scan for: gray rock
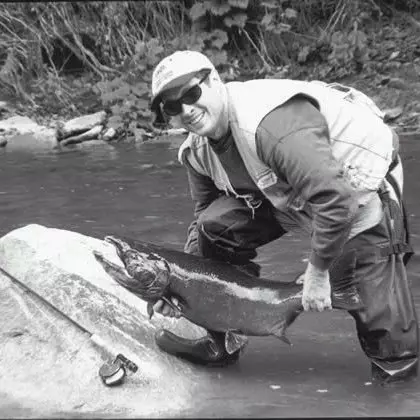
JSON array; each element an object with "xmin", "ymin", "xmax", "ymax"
[
  {"xmin": 0, "ymin": 136, "xmax": 6, "ymax": 147},
  {"xmin": 78, "ymin": 139, "xmax": 111, "ymax": 149},
  {"xmin": 60, "ymin": 111, "xmax": 107, "ymax": 139},
  {"xmin": 60, "ymin": 125, "xmax": 104, "ymax": 146},
  {"xmin": 0, "ymin": 115, "xmax": 42, "ymax": 133},
  {"xmin": 162, "ymin": 128, "xmax": 188, "ymax": 136},
  {"xmin": 383, "ymin": 106, "xmax": 404, "ymax": 122},
  {"xmin": 4, "ymin": 133, "xmax": 59, "ymax": 151},
  {"xmin": 0, "ymin": 116, "xmax": 57, "ymax": 149},
  {"xmin": 102, "ymin": 127, "xmax": 117, "ymax": 141},
  {"xmin": 0, "ymin": 224, "xmax": 208, "ymax": 417}
]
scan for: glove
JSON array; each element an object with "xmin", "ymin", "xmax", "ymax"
[{"xmin": 302, "ymin": 262, "xmax": 332, "ymax": 312}]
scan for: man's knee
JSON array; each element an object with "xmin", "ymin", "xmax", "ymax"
[
  {"xmin": 196, "ymin": 220, "xmax": 255, "ymax": 263},
  {"xmin": 195, "ymin": 204, "xmax": 258, "ymax": 264},
  {"xmin": 197, "ymin": 195, "xmax": 251, "ymax": 236},
  {"xmin": 190, "ymin": 195, "xmax": 285, "ymax": 264},
  {"xmin": 196, "ymin": 213, "xmax": 226, "ymax": 242}
]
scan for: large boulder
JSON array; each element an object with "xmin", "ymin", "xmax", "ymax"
[
  {"xmin": 0, "ymin": 224, "xmax": 208, "ymax": 417},
  {"xmin": 60, "ymin": 124, "xmax": 104, "ymax": 146},
  {"xmin": 58, "ymin": 111, "xmax": 107, "ymax": 140},
  {"xmin": 0, "ymin": 116, "xmax": 57, "ymax": 150}
]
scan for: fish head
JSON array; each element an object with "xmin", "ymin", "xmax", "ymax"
[
  {"xmin": 123, "ymin": 251, "xmax": 172, "ymax": 301},
  {"xmin": 104, "ymin": 235, "xmax": 171, "ymax": 301}
]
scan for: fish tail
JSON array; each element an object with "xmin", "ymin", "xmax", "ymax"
[
  {"xmin": 272, "ymin": 329, "xmax": 293, "ymax": 346},
  {"xmin": 283, "ymin": 335, "xmax": 292, "ymax": 346},
  {"xmin": 271, "ymin": 306, "xmax": 302, "ymax": 346},
  {"xmin": 279, "ymin": 333, "xmax": 292, "ymax": 346}
]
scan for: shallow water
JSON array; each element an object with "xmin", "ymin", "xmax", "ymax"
[{"xmin": 1, "ymin": 134, "xmax": 420, "ymax": 417}]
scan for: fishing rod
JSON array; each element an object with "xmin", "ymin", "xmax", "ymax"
[{"xmin": 0, "ymin": 265, "xmax": 138, "ymax": 386}]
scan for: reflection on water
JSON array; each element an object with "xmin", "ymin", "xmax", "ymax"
[
  {"xmin": 1, "ymin": 134, "xmax": 420, "ymax": 417},
  {"xmin": 0, "ymin": 138, "xmax": 192, "ymax": 248},
  {"xmin": 0, "ymin": 135, "xmax": 309, "ymax": 279}
]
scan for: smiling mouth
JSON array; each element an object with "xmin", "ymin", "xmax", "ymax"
[{"xmin": 186, "ymin": 113, "xmax": 204, "ymax": 125}]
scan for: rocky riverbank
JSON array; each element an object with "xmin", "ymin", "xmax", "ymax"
[
  {"xmin": 1, "ymin": 14, "xmax": 420, "ymax": 151},
  {"xmin": 0, "ymin": 106, "xmax": 187, "ymax": 151},
  {"xmin": 1, "ymin": 72, "xmax": 419, "ymax": 153}
]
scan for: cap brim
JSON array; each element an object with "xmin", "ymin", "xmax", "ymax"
[{"xmin": 150, "ymin": 68, "xmax": 211, "ymax": 111}]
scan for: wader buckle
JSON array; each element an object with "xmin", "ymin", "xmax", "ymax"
[
  {"xmin": 378, "ymin": 188, "xmax": 391, "ymax": 203},
  {"xmin": 379, "ymin": 242, "xmax": 413, "ymax": 258},
  {"xmin": 241, "ymin": 194, "xmax": 263, "ymax": 219}
]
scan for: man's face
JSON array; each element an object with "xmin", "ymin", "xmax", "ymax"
[{"xmin": 161, "ymin": 71, "xmax": 227, "ymax": 139}]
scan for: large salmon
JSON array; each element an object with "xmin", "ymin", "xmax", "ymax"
[{"xmin": 93, "ymin": 235, "xmax": 363, "ymax": 354}]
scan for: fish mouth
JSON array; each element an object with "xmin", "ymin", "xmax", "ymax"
[
  {"xmin": 104, "ymin": 235, "xmax": 130, "ymax": 259},
  {"xmin": 93, "ymin": 250, "xmax": 136, "ymax": 287},
  {"xmin": 104, "ymin": 235, "xmax": 125, "ymax": 247}
]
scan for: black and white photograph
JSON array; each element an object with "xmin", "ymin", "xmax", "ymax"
[{"xmin": 1, "ymin": 0, "xmax": 420, "ymax": 417}]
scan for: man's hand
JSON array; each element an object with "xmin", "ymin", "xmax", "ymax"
[
  {"xmin": 153, "ymin": 296, "xmax": 182, "ymax": 318},
  {"xmin": 302, "ymin": 262, "xmax": 332, "ymax": 311}
]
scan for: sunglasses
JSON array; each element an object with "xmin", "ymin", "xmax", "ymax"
[{"xmin": 162, "ymin": 71, "xmax": 210, "ymax": 116}]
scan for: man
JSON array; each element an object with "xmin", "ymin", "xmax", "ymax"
[{"xmin": 149, "ymin": 50, "xmax": 418, "ymax": 383}]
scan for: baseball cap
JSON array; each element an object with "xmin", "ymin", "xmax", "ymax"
[{"xmin": 150, "ymin": 50, "xmax": 215, "ymax": 111}]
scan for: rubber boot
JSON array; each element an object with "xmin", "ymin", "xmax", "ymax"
[
  {"xmin": 233, "ymin": 260, "xmax": 261, "ymax": 277},
  {"xmin": 371, "ymin": 358, "xmax": 418, "ymax": 385},
  {"xmin": 294, "ymin": 270, "xmax": 305, "ymax": 285},
  {"xmin": 154, "ymin": 329, "xmax": 241, "ymax": 367}
]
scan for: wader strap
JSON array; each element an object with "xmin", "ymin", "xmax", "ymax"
[
  {"xmin": 242, "ymin": 195, "xmax": 263, "ymax": 220},
  {"xmin": 378, "ymin": 157, "xmax": 414, "ymax": 265}
]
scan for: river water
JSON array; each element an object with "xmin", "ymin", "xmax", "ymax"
[{"xmin": 1, "ymin": 134, "xmax": 420, "ymax": 417}]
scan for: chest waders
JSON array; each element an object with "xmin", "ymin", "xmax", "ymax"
[
  {"xmin": 378, "ymin": 156, "xmax": 414, "ymax": 266},
  {"xmin": 362, "ymin": 155, "xmax": 419, "ymax": 383}
]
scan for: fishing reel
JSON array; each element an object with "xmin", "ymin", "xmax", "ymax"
[{"xmin": 98, "ymin": 353, "xmax": 138, "ymax": 387}]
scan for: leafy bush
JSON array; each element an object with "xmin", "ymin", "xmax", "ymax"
[
  {"xmin": 93, "ymin": 39, "xmax": 161, "ymax": 140},
  {"xmin": 1, "ymin": 0, "xmax": 418, "ymax": 132}
]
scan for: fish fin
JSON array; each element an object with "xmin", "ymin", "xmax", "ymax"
[
  {"xmin": 271, "ymin": 321, "xmax": 293, "ymax": 346},
  {"xmin": 273, "ymin": 332, "xmax": 292, "ymax": 346},
  {"xmin": 147, "ymin": 302, "xmax": 154, "ymax": 320},
  {"xmin": 225, "ymin": 331, "xmax": 248, "ymax": 355},
  {"xmin": 331, "ymin": 285, "xmax": 364, "ymax": 311}
]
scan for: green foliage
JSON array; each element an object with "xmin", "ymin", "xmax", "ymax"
[
  {"xmin": 1, "ymin": 0, "xmax": 419, "ymax": 130},
  {"xmin": 94, "ymin": 1, "xmax": 233, "ymax": 137},
  {"xmin": 259, "ymin": 1, "xmax": 297, "ymax": 35},
  {"xmin": 94, "ymin": 38, "xmax": 164, "ymax": 139},
  {"xmin": 327, "ymin": 27, "xmax": 368, "ymax": 76}
]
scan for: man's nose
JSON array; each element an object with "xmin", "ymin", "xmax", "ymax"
[{"xmin": 181, "ymin": 103, "xmax": 195, "ymax": 115}]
